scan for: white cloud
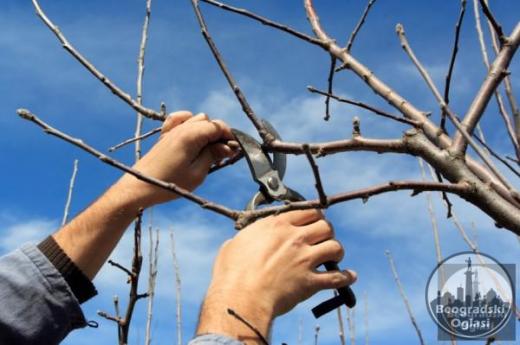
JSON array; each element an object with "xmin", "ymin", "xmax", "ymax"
[{"xmin": 0, "ymin": 216, "xmax": 57, "ymax": 252}]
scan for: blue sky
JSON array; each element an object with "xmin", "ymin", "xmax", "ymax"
[{"xmin": 1, "ymin": 0, "xmax": 519, "ymax": 344}]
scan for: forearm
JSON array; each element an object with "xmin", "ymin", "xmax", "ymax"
[
  {"xmin": 53, "ymin": 174, "xmax": 149, "ymax": 280},
  {"xmin": 196, "ymin": 287, "xmax": 273, "ymax": 345}
]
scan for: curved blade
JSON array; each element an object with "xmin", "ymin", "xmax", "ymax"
[
  {"xmin": 232, "ymin": 128, "xmax": 287, "ymax": 200},
  {"xmin": 260, "ymin": 119, "xmax": 286, "ymax": 180}
]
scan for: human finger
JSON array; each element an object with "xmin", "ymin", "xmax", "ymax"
[
  {"xmin": 190, "ymin": 143, "xmax": 234, "ymax": 175},
  {"xmin": 161, "ymin": 111, "xmax": 193, "ymax": 134},
  {"xmin": 311, "ymin": 269, "xmax": 357, "ymax": 291},
  {"xmin": 280, "ymin": 209, "xmax": 323, "ymax": 227},
  {"xmin": 300, "ymin": 219, "xmax": 334, "ymax": 245},
  {"xmin": 308, "ymin": 239, "xmax": 344, "ymax": 267},
  {"xmin": 182, "ymin": 120, "xmax": 234, "ymax": 151},
  {"xmin": 185, "ymin": 112, "xmax": 210, "ymax": 123}
]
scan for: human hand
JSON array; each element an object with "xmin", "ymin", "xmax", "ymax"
[
  {"xmin": 197, "ymin": 209, "xmax": 357, "ymax": 343},
  {"xmin": 119, "ymin": 111, "xmax": 235, "ymax": 207}
]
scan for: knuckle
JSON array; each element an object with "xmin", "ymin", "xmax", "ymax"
[
  {"xmin": 330, "ymin": 240, "xmax": 344, "ymax": 260},
  {"xmin": 317, "ymin": 219, "xmax": 334, "ymax": 237}
]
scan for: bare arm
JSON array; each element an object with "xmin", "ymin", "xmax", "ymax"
[{"xmin": 53, "ymin": 111, "xmax": 235, "ymax": 279}]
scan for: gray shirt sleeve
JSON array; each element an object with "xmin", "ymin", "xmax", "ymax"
[
  {"xmin": 188, "ymin": 334, "xmax": 244, "ymax": 345},
  {"xmin": 0, "ymin": 244, "xmax": 87, "ymax": 345}
]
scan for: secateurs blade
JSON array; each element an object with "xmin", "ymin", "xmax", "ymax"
[{"xmin": 232, "ymin": 119, "xmax": 356, "ymax": 318}]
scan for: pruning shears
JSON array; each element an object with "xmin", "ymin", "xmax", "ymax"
[{"xmin": 232, "ymin": 119, "xmax": 356, "ymax": 318}]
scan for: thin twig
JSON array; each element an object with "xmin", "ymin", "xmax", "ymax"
[
  {"xmin": 199, "ymin": 0, "xmax": 323, "ymax": 47},
  {"xmin": 17, "ymin": 109, "xmax": 240, "ymax": 221},
  {"xmin": 30, "ymin": 0, "xmax": 165, "ymax": 121},
  {"xmin": 170, "ymin": 229, "xmax": 182, "ymax": 345},
  {"xmin": 144, "ymin": 227, "xmax": 159, "ymax": 345},
  {"xmin": 62, "ymin": 159, "xmax": 78, "ymax": 226},
  {"xmin": 135, "ymin": 0, "xmax": 153, "ymax": 161},
  {"xmin": 190, "ymin": 0, "xmax": 271, "ymax": 142},
  {"xmin": 442, "ymin": 0, "xmax": 467, "ymax": 133},
  {"xmin": 363, "ymin": 291, "xmax": 368, "ymax": 345},
  {"xmin": 109, "ymin": 127, "xmax": 162, "ymax": 153},
  {"xmin": 334, "ymin": 291, "xmax": 346, "ymax": 345},
  {"xmin": 345, "ymin": 0, "xmax": 377, "ymax": 52},
  {"xmin": 477, "ymin": 0, "xmax": 505, "ymax": 45},
  {"xmin": 385, "ymin": 250, "xmax": 426, "ymax": 345},
  {"xmin": 303, "ymin": 144, "xmax": 327, "ymax": 206},
  {"xmin": 108, "ymin": 260, "xmax": 134, "ymax": 278},
  {"xmin": 307, "ymin": 86, "xmax": 420, "ymax": 127},
  {"xmin": 314, "ymin": 324, "xmax": 320, "ymax": 345},
  {"xmin": 346, "ymin": 307, "xmax": 355, "ymax": 345},
  {"xmin": 473, "ymin": 135, "xmax": 520, "ymax": 178},
  {"xmin": 227, "ymin": 308, "xmax": 269, "ymax": 345},
  {"xmin": 324, "ymin": 55, "xmax": 337, "ymax": 121}
]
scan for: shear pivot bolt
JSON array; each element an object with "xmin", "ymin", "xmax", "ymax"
[{"xmin": 267, "ymin": 177, "xmax": 279, "ymax": 190}]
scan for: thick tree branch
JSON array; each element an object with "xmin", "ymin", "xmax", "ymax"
[
  {"xmin": 395, "ymin": 23, "xmax": 515, "ymax": 193},
  {"xmin": 268, "ymin": 136, "xmax": 408, "ymax": 156},
  {"xmin": 302, "ymin": 0, "xmax": 517, "ymax": 204},
  {"xmin": 236, "ymin": 180, "xmax": 471, "ymax": 229},
  {"xmin": 31, "ymin": 0, "xmax": 165, "ymax": 121},
  {"xmin": 453, "ymin": 23, "xmax": 520, "ymax": 152}
]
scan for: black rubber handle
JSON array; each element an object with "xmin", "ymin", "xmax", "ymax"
[{"xmin": 311, "ymin": 261, "xmax": 356, "ymax": 318}]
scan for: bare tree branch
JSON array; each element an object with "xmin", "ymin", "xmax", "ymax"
[
  {"xmin": 345, "ymin": 0, "xmax": 377, "ymax": 53},
  {"xmin": 135, "ymin": 0, "xmax": 153, "ymax": 161},
  {"xmin": 17, "ymin": 109, "xmax": 240, "ymax": 221},
  {"xmin": 334, "ymin": 291, "xmax": 346, "ymax": 345},
  {"xmin": 385, "ymin": 250, "xmax": 426, "ymax": 345},
  {"xmin": 303, "ymin": 144, "xmax": 327, "ymax": 206},
  {"xmin": 307, "ymin": 86, "xmax": 420, "ymax": 127},
  {"xmin": 363, "ymin": 291, "xmax": 368, "ymax": 345},
  {"xmin": 190, "ymin": 0, "xmax": 271, "ymax": 142},
  {"xmin": 477, "ymin": 0, "xmax": 505, "ymax": 45},
  {"xmin": 62, "ymin": 159, "xmax": 78, "ymax": 226},
  {"xmin": 199, "ymin": 0, "xmax": 323, "ymax": 47},
  {"xmin": 30, "ymin": 0, "xmax": 165, "ymax": 121},
  {"xmin": 324, "ymin": 55, "xmax": 337, "ymax": 121},
  {"xmin": 303, "ymin": 0, "xmax": 518, "ymax": 210},
  {"xmin": 453, "ymin": 23, "xmax": 520, "ymax": 152},
  {"xmin": 109, "ymin": 127, "xmax": 162, "ymax": 153},
  {"xmin": 145, "ymin": 227, "xmax": 159, "ymax": 345},
  {"xmin": 170, "ymin": 229, "xmax": 182, "ymax": 345},
  {"xmin": 395, "ymin": 23, "xmax": 516, "ymax": 193},
  {"xmin": 442, "ymin": 0, "xmax": 467, "ymax": 133}
]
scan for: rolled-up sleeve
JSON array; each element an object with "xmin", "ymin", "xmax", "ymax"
[{"xmin": 0, "ymin": 244, "xmax": 87, "ymax": 345}]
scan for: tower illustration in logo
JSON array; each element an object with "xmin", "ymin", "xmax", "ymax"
[{"xmin": 426, "ymin": 252, "xmax": 515, "ymax": 340}]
